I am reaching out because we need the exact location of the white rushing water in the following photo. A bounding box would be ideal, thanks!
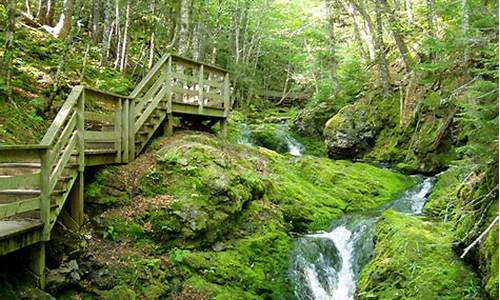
[290,177,435,300]
[306,227,356,300]
[287,136,302,156]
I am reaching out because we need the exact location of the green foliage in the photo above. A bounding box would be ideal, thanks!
[169,248,191,264]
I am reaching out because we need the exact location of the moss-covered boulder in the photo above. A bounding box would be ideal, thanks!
[357,210,484,299]
[293,102,339,137]
[324,101,382,159]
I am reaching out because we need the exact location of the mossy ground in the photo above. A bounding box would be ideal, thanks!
[357,210,485,299]
[74,131,412,299]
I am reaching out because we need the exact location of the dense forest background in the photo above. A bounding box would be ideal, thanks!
[0,0,498,299]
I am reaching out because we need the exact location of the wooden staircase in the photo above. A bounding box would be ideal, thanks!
[0,54,231,288]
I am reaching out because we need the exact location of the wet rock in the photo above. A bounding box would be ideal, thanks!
[45,260,80,294]
[293,102,338,137]
[18,287,56,300]
[324,102,381,159]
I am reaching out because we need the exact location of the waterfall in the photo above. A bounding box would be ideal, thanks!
[290,177,435,300]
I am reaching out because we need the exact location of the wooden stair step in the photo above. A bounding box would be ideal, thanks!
[84,149,117,155]
[0,189,65,195]
[0,219,43,241]
[0,163,41,168]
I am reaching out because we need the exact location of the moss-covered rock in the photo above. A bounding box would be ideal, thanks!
[81,131,413,299]
[293,102,339,137]
[357,210,485,299]
[424,163,499,299]
[324,101,382,159]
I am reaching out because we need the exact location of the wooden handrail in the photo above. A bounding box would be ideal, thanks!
[41,86,83,146]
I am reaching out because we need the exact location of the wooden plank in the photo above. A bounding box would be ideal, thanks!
[129,100,135,160]
[166,57,173,114]
[134,83,169,133]
[0,149,43,163]
[84,131,117,141]
[171,102,225,118]
[49,133,77,193]
[0,225,42,256]
[41,86,82,146]
[224,73,230,116]
[0,173,40,189]
[130,53,170,98]
[171,86,199,97]
[49,112,77,165]
[203,79,224,88]
[0,145,49,150]
[0,197,40,218]
[205,91,224,102]
[198,65,204,113]
[170,54,228,73]
[114,99,122,163]
[84,86,131,100]
[134,68,169,115]
[40,149,50,241]
[122,99,129,163]
[83,111,114,123]
[172,72,198,83]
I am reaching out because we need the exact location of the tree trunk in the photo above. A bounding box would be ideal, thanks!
[461,0,470,79]
[380,0,413,72]
[45,0,55,25]
[1,0,16,101]
[211,0,223,64]
[91,0,102,43]
[426,0,438,36]
[100,0,112,66]
[48,0,75,39]
[113,0,121,69]
[344,1,369,61]
[119,0,130,72]
[24,0,32,17]
[37,0,48,24]
[325,0,338,90]
[178,0,191,56]
[405,0,414,24]
[374,0,391,94]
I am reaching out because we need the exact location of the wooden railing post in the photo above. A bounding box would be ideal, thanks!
[198,64,204,114]
[40,150,50,241]
[122,98,130,163]
[114,99,122,163]
[72,89,85,226]
[223,73,230,117]
[129,99,135,160]
[165,56,174,137]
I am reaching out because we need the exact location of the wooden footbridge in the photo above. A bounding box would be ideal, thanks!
[0,54,231,287]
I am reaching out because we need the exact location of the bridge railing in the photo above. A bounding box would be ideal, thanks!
[0,53,231,239]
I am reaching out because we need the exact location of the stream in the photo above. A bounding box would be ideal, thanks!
[289,177,435,300]
[239,124,303,156]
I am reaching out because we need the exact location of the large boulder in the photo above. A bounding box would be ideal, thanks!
[324,102,381,159]
[293,102,338,137]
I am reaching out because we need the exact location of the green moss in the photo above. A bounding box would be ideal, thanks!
[357,210,484,299]
[480,223,499,299]
[100,285,136,300]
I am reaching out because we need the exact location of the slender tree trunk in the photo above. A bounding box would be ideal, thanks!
[178,0,191,56]
[1,0,16,101]
[119,0,130,72]
[100,0,113,66]
[344,2,368,61]
[37,0,48,24]
[374,0,391,94]
[405,0,414,24]
[380,0,413,72]
[24,0,32,17]
[45,0,55,25]
[426,0,438,36]
[91,0,102,43]
[113,0,121,69]
[50,0,75,39]
[325,0,338,90]
[461,0,470,79]
[211,0,223,64]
